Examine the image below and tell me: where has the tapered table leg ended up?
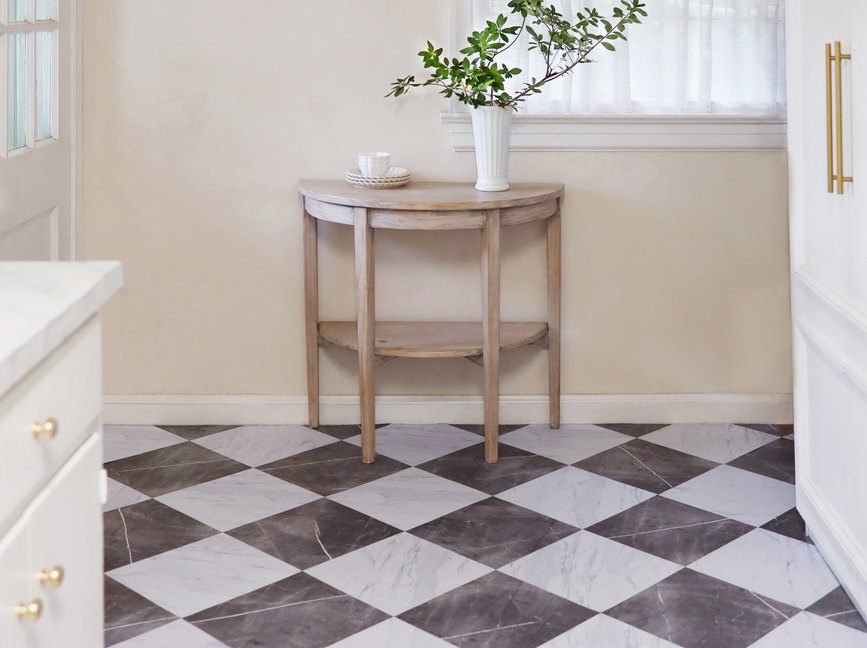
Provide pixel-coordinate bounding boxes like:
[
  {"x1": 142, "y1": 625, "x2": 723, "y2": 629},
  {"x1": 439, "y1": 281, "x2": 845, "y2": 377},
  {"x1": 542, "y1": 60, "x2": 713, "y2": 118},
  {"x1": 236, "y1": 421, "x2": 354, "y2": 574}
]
[
  {"x1": 548, "y1": 205, "x2": 561, "y2": 429},
  {"x1": 355, "y1": 207, "x2": 376, "y2": 463},
  {"x1": 303, "y1": 203, "x2": 319, "y2": 428},
  {"x1": 483, "y1": 209, "x2": 501, "y2": 463}
]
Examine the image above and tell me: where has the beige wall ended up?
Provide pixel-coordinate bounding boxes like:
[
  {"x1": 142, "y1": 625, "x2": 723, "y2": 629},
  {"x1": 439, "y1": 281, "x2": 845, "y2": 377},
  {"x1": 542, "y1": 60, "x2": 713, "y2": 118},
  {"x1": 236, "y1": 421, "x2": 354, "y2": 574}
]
[{"x1": 82, "y1": 0, "x2": 792, "y2": 398}]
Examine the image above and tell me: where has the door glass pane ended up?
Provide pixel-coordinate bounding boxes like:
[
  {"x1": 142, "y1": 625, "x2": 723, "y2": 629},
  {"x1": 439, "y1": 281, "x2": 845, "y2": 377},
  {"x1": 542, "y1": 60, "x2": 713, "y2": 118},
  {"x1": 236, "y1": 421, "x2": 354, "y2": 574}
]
[
  {"x1": 36, "y1": 31, "x2": 54, "y2": 141},
  {"x1": 7, "y1": 33, "x2": 27, "y2": 152},
  {"x1": 35, "y1": 0, "x2": 54, "y2": 21},
  {"x1": 8, "y1": 0, "x2": 26, "y2": 22}
]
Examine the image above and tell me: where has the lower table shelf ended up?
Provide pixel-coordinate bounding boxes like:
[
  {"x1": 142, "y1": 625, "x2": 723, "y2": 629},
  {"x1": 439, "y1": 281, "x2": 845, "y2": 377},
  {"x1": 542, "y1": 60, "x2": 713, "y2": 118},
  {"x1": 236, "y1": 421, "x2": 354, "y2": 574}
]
[{"x1": 318, "y1": 321, "x2": 548, "y2": 358}]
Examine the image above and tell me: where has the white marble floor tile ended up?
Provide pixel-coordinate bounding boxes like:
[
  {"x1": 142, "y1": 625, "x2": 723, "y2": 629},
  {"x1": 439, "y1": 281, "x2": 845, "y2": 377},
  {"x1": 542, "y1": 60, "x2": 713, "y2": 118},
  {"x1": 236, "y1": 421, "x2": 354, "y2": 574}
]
[
  {"x1": 496, "y1": 467, "x2": 655, "y2": 528},
  {"x1": 103, "y1": 478, "x2": 149, "y2": 512},
  {"x1": 499, "y1": 425, "x2": 632, "y2": 464},
  {"x1": 785, "y1": 433, "x2": 795, "y2": 441},
  {"x1": 500, "y1": 531, "x2": 680, "y2": 611},
  {"x1": 194, "y1": 425, "x2": 337, "y2": 466},
  {"x1": 661, "y1": 465, "x2": 795, "y2": 526},
  {"x1": 113, "y1": 620, "x2": 229, "y2": 648},
  {"x1": 155, "y1": 469, "x2": 320, "y2": 532},
  {"x1": 306, "y1": 533, "x2": 491, "y2": 616},
  {"x1": 640, "y1": 424, "x2": 777, "y2": 463},
  {"x1": 330, "y1": 618, "x2": 452, "y2": 648},
  {"x1": 345, "y1": 424, "x2": 480, "y2": 465},
  {"x1": 751, "y1": 612, "x2": 867, "y2": 648},
  {"x1": 103, "y1": 425, "x2": 185, "y2": 463},
  {"x1": 541, "y1": 615, "x2": 680, "y2": 648},
  {"x1": 107, "y1": 534, "x2": 298, "y2": 617},
  {"x1": 329, "y1": 467, "x2": 488, "y2": 530},
  {"x1": 690, "y1": 529, "x2": 839, "y2": 608}
]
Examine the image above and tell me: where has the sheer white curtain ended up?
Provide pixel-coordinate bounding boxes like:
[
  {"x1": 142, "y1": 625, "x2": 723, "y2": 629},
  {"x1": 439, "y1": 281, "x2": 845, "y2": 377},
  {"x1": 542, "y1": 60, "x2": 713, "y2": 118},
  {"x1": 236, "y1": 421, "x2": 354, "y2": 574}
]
[{"x1": 471, "y1": 0, "x2": 786, "y2": 115}]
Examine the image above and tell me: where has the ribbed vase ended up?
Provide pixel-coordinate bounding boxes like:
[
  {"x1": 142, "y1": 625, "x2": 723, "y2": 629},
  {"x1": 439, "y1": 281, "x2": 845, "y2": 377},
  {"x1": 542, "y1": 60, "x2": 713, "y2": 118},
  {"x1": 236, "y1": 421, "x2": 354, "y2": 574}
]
[{"x1": 471, "y1": 106, "x2": 512, "y2": 192}]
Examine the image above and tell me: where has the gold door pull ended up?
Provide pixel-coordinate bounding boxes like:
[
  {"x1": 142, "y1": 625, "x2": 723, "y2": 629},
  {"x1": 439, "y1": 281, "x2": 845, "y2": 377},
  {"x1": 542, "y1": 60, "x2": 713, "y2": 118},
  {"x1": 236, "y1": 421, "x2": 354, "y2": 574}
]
[
  {"x1": 827, "y1": 41, "x2": 853, "y2": 194},
  {"x1": 31, "y1": 417, "x2": 58, "y2": 440},
  {"x1": 14, "y1": 599, "x2": 43, "y2": 622},
  {"x1": 37, "y1": 566, "x2": 65, "y2": 588}
]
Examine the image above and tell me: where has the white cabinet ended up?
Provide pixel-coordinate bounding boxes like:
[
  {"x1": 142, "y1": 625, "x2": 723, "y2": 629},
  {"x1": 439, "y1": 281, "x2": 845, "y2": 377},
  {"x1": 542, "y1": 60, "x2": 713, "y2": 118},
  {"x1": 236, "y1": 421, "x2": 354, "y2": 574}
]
[{"x1": 0, "y1": 516, "x2": 33, "y2": 647}]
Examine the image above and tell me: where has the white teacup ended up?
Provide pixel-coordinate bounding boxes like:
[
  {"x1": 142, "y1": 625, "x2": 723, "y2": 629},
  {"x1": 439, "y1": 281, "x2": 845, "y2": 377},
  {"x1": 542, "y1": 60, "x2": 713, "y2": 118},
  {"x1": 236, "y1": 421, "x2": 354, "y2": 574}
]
[{"x1": 358, "y1": 152, "x2": 390, "y2": 178}]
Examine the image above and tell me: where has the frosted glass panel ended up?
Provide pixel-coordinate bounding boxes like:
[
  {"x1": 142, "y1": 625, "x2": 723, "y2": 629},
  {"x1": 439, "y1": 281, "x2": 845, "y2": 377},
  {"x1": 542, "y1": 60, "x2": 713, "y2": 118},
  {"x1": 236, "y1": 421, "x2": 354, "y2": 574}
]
[
  {"x1": 7, "y1": 34, "x2": 27, "y2": 152},
  {"x1": 36, "y1": 31, "x2": 54, "y2": 141},
  {"x1": 36, "y1": 0, "x2": 54, "y2": 20},
  {"x1": 8, "y1": 0, "x2": 26, "y2": 22}
]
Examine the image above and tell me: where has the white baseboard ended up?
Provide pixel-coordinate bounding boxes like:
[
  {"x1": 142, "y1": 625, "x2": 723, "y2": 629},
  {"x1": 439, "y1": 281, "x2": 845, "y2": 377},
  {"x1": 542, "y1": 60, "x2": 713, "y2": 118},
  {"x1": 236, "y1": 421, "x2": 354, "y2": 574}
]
[{"x1": 103, "y1": 393, "x2": 793, "y2": 426}]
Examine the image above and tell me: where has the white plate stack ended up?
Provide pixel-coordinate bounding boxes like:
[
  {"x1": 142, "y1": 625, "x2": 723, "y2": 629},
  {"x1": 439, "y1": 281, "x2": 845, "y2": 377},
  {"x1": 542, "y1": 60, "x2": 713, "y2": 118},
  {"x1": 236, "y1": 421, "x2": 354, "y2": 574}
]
[{"x1": 345, "y1": 167, "x2": 411, "y2": 189}]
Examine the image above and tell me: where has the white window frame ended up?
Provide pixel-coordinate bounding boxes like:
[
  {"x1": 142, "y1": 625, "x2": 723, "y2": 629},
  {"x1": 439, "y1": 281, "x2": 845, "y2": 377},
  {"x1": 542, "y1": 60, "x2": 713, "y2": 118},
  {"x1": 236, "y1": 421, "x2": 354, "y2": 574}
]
[{"x1": 444, "y1": 0, "x2": 787, "y2": 151}]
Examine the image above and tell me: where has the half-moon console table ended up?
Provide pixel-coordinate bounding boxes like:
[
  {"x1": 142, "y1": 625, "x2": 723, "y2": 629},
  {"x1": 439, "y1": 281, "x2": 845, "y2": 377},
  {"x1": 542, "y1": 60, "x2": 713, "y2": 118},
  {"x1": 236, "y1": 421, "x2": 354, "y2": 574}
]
[{"x1": 298, "y1": 180, "x2": 564, "y2": 464}]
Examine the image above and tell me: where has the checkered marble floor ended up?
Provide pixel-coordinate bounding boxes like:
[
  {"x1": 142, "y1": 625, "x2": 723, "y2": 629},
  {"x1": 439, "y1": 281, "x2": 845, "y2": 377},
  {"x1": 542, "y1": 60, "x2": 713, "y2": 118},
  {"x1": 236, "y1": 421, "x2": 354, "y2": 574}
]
[{"x1": 102, "y1": 422, "x2": 867, "y2": 648}]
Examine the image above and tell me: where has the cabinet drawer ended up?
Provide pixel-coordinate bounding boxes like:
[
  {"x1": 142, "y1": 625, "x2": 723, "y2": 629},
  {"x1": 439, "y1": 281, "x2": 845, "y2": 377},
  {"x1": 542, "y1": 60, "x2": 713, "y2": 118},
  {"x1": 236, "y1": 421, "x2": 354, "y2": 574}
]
[
  {"x1": 0, "y1": 318, "x2": 102, "y2": 531},
  {"x1": 0, "y1": 513, "x2": 34, "y2": 647}
]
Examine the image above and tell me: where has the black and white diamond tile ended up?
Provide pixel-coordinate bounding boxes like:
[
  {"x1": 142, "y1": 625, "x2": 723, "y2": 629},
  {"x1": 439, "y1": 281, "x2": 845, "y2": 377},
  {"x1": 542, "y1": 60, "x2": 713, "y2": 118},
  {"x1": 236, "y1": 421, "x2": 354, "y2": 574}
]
[{"x1": 102, "y1": 423, "x2": 867, "y2": 648}]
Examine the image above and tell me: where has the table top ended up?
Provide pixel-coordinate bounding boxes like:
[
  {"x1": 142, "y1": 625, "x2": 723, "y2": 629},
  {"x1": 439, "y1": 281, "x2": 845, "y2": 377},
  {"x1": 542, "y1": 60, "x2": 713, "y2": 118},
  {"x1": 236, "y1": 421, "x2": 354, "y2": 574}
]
[{"x1": 298, "y1": 180, "x2": 563, "y2": 211}]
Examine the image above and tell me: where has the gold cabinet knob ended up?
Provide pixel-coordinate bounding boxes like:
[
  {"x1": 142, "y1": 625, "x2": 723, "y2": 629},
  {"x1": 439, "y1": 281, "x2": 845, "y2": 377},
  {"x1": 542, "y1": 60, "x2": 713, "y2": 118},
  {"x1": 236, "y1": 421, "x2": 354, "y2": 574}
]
[
  {"x1": 37, "y1": 566, "x2": 64, "y2": 588},
  {"x1": 31, "y1": 418, "x2": 58, "y2": 440},
  {"x1": 14, "y1": 599, "x2": 43, "y2": 622}
]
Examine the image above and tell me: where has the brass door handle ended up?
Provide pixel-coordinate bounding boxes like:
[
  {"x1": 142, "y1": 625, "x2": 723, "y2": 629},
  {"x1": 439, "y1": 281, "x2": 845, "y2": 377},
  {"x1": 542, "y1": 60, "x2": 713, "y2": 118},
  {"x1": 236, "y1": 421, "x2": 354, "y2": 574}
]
[
  {"x1": 31, "y1": 417, "x2": 58, "y2": 440},
  {"x1": 14, "y1": 599, "x2": 43, "y2": 622},
  {"x1": 827, "y1": 41, "x2": 853, "y2": 194},
  {"x1": 37, "y1": 565, "x2": 65, "y2": 588}
]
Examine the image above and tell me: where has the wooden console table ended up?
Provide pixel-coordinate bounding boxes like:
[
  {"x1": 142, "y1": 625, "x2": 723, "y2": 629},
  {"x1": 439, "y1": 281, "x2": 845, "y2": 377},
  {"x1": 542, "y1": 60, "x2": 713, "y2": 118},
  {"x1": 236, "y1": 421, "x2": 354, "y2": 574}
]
[{"x1": 298, "y1": 180, "x2": 564, "y2": 464}]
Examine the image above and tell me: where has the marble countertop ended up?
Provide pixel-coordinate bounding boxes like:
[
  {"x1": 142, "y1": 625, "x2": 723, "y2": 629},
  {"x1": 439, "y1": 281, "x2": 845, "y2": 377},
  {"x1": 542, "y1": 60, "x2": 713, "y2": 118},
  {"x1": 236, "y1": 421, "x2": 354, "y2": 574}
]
[{"x1": 0, "y1": 261, "x2": 123, "y2": 396}]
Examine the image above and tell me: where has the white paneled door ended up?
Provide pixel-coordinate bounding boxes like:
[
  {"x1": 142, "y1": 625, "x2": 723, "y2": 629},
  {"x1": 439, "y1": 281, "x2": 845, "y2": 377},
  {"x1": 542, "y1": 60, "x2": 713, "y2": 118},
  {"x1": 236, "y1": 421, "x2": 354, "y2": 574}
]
[
  {"x1": 0, "y1": 0, "x2": 76, "y2": 260},
  {"x1": 788, "y1": 0, "x2": 867, "y2": 619}
]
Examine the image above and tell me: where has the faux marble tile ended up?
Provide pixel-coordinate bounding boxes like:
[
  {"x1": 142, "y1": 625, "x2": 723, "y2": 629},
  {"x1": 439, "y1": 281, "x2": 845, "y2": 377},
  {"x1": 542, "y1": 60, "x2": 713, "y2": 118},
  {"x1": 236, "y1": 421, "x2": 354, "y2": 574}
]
[
  {"x1": 306, "y1": 533, "x2": 492, "y2": 616},
  {"x1": 345, "y1": 423, "x2": 481, "y2": 465},
  {"x1": 661, "y1": 465, "x2": 795, "y2": 526},
  {"x1": 417, "y1": 442, "x2": 563, "y2": 495},
  {"x1": 690, "y1": 529, "x2": 839, "y2": 608},
  {"x1": 227, "y1": 498, "x2": 400, "y2": 569},
  {"x1": 728, "y1": 438, "x2": 796, "y2": 484},
  {"x1": 112, "y1": 620, "x2": 229, "y2": 648},
  {"x1": 807, "y1": 587, "x2": 867, "y2": 633},
  {"x1": 452, "y1": 423, "x2": 527, "y2": 437},
  {"x1": 329, "y1": 467, "x2": 488, "y2": 531},
  {"x1": 104, "y1": 478, "x2": 150, "y2": 513},
  {"x1": 497, "y1": 467, "x2": 655, "y2": 528},
  {"x1": 315, "y1": 424, "x2": 363, "y2": 439},
  {"x1": 641, "y1": 424, "x2": 777, "y2": 463},
  {"x1": 597, "y1": 424, "x2": 671, "y2": 438},
  {"x1": 499, "y1": 425, "x2": 632, "y2": 464},
  {"x1": 574, "y1": 439, "x2": 718, "y2": 494},
  {"x1": 258, "y1": 441, "x2": 408, "y2": 496},
  {"x1": 106, "y1": 443, "x2": 249, "y2": 498},
  {"x1": 186, "y1": 573, "x2": 388, "y2": 648},
  {"x1": 607, "y1": 569, "x2": 798, "y2": 648},
  {"x1": 500, "y1": 531, "x2": 681, "y2": 612},
  {"x1": 750, "y1": 611, "x2": 867, "y2": 648},
  {"x1": 104, "y1": 500, "x2": 218, "y2": 571},
  {"x1": 739, "y1": 423, "x2": 794, "y2": 437},
  {"x1": 588, "y1": 496, "x2": 752, "y2": 565},
  {"x1": 103, "y1": 425, "x2": 185, "y2": 463},
  {"x1": 156, "y1": 469, "x2": 319, "y2": 532},
  {"x1": 156, "y1": 425, "x2": 241, "y2": 441},
  {"x1": 104, "y1": 576, "x2": 175, "y2": 646},
  {"x1": 411, "y1": 497, "x2": 577, "y2": 568},
  {"x1": 331, "y1": 618, "x2": 451, "y2": 648},
  {"x1": 761, "y1": 507, "x2": 812, "y2": 543},
  {"x1": 399, "y1": 571, "x2": 595, "y2": 648},
  {"x1": 194, "y1": 425, "x2": 338, "y2": 467},
  {"x1": 107, "y1": 534, "x2": 298, "y2": 617},
  {"x1": 540, "y1": 615, "x2": 680, "y2": 648}
]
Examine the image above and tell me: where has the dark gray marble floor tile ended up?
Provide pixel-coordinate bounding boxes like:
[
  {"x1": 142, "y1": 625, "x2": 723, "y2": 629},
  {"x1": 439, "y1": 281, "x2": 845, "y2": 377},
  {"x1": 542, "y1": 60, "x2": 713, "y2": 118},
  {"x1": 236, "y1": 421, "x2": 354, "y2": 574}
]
[
  {"x1": 452, "y1": 424, "x2": 527, "y2": 437},
  {"x1": 587, "y1": 497, "x2": 752, "y2": 565},
  {"x1": 597, "y1": 424, "x2": 670, "y2": 437},
  {"x1": 728, "y1": 438, "x2": 795, "y2": 484},
  {"x1": 399, "y1": 571, "x2": 595, "y2": 647},
  {"x1": 227, "y1": 498, "x2": 400, "y2": 569},
  {"x1": 104, "y1": 575, "x2": 176, "y2": 646},
  {"x1": 156, "y1": 425, "x2": 241, "y2": 440},
  {"x1": 574, "y1": 439, "x2": 718, "y2": 494},
  {"x1": 607, "y1": 569, "x2": 798, "y2": 648},
  {"x1": 761, "y1": 508, "x2": 812, "y2": 544},
  {"x1": 807, "y1": 586, "x2": 867, "y2": 633},
  {"x1": 417, "y1": 443, "x2": 562, "y2": 495},
  {"x1": 106, "y1": 442, "x2": 249, "y2": 497},
  {"x1": 104, "y1": 500, "x2": 218, "y2": 571},
  {"x1": 314, "y1": 423, "x2": 388, "y2": 439},
  {"x1": 186, "y1": 573, "x2": 387, "y2": 648},
  {"x1": 258, "y1": 441, "x2": 408, "y2": 496},
  {"x1": 411, "y1": 498, "x2": 577, "y2": 568},
  {"x1": 738, "y1": 424, "x2": 794, "y2": 436}
]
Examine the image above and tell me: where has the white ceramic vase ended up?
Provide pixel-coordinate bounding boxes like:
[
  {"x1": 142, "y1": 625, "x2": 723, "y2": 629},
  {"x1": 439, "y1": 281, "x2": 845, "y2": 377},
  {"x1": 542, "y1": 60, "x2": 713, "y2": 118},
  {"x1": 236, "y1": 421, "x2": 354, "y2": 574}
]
[{"x1": 471, "y1": 106, "x2": 512, "y2": 192}]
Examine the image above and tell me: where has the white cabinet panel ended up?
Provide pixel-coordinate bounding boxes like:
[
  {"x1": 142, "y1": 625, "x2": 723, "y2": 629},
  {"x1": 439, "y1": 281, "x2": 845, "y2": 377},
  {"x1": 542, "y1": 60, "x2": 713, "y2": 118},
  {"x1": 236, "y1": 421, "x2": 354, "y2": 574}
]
[{"x1": 0, "y1": 515, "x2": 36, "y2": 647}]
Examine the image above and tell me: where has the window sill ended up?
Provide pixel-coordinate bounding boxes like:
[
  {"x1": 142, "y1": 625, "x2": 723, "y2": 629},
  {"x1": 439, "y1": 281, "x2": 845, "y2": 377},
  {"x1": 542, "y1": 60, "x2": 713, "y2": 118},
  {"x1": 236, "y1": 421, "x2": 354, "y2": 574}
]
[{"x1": 442, "y1": 112, "x2": 787, "y2": 152}]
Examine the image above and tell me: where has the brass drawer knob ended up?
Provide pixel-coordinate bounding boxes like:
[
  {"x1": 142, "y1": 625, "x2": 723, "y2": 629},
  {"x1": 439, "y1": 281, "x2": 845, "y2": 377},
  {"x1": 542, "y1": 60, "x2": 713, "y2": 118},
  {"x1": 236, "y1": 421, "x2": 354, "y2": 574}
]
[
  {"x1": 14, "y1": 599, "x2": 43, "y2": 622},
  {"x1": 37, "y1": 566, "x2": 64, "y2": 588},
  {"x1": 31, "y1": 418, "x2": 58, "y2": 440}
]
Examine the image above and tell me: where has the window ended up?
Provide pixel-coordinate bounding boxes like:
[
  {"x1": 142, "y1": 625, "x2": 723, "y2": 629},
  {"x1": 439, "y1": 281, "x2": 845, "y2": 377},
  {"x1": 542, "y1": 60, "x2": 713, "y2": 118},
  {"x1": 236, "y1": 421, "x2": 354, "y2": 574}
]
[{"x1": 445, "y1": 0, "x2": 787, "y2": 150}]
